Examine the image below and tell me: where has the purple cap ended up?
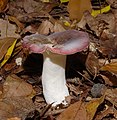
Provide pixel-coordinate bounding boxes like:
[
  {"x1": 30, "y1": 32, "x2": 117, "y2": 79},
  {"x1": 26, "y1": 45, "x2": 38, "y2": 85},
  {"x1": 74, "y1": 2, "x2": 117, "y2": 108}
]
[{"x1": 22, "y1": 30, "x2": 89, "y2": 55}]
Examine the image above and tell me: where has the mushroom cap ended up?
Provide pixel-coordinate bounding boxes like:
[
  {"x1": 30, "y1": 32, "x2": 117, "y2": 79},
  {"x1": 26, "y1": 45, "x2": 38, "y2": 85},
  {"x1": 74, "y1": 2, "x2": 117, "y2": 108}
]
[{"x1": 22, "y1": 30, "x2": 89, "y2": 55}]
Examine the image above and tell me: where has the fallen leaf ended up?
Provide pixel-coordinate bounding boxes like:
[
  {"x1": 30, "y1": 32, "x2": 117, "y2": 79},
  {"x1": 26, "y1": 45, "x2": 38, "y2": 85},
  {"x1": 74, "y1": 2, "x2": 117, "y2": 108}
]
[
  {"x1": 100, "y1": 74, "x2": 116, "y2": 86},
  {"x1": 3, "y1": 74, "x2": 35, "y2": 98},
  {"x1": 8, "y1": 16, "x2": 24, "y2": 32},
  {"x1": 12, "y1": 41, "x2": 23, "y2": 57},
  {"x1": 0, "y1": 0, "x2": 8, "y2": 12},
  {"x1": 100, "y1": 62, "x2": 117, "y2": 74},
  {"x1": 85, "y1": 95, "x2": 105, "y2": 120},
  {"x1": 37, "y1": 20, "x2": 54, "y2": 35},
  {"x1": 60, "y1": 0, "x2": 69, "y2": 3},
  {"x1": 7, "y1": 117, "x2": 21, "y2": 120},
  {"x1": 54, "y1": 21, "x2": 66, "y2": 32},
  {"x1": 0, "y1": 39, "x2": 17, "y2": 67},
  {"x1": 105, "y1": 89, "x2": 117, "y2": 107},
  {"x1": 0, "y1": 37, "x2": 16, "y2": 61},
  {"x1": 0, "y1": 97, "x2": 35, "y2": 120},
  {"x1": 86, "y1": 52, "x2": 100, "y2": 76},
  {"x1": 91, "y1": 5, "x2": 111, "y2": 17},
  {"x1": 100, "y1": 62, "x2": 117, "y2": 85},
  {"x1": 23, "y1": 0, "x2": 40, "y2": 13},
  {"x1": 95, "y1": 106, "x2": 117, "y2": 120},
  {"x1": 57, "y1": 100, "x2": 87, "y2": 120},
  {"x1": 67, "y1": 0, "x2": 92, "y2": 21},
  {"x1": 3, "y1": 63, "x2": 16, "y2": 71},
  {"x1": 41, "y1": 0, "x2": 49, "y2": 2},
  {"x1": 0, "y1": 19, "x2": 20, "y2": 38}
]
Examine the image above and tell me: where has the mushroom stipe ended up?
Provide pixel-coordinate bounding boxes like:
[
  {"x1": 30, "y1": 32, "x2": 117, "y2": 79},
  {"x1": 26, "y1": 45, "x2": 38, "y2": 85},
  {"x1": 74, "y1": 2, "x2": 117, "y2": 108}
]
[{"x1": 22, "y1": 30, "x2": 89, "y2": 106}]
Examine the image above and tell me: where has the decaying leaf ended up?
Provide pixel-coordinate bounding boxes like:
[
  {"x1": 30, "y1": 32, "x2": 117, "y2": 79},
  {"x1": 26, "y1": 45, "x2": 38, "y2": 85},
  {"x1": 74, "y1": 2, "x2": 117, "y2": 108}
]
[
  {"x1": 8, "y1": 0, "x2": 52, "y2": 23},
  {"x1": 100, "y1": 74, "x2": 115, "y2": 86},
  {"x1": 0, "y1": 37, "x2": 16, "y2": 61},
  {"x1": 91, "y1": 5, "x2": 110, "y2": 17},
  {"x1": 37, "y1": 20, "x2": 66, "y2": 35},
  {"x1": 86, "y1": 52, "x2": 100, "y2": 76},
  {"x1": 0, "y1": 19, "x2": 20, "y2": 38},
  {"x1": 57, "y1": 95, "x2": 105, "y2": 120},
  {"x1": 0, "y1": 0, "x2": 8, "y2": 12},
  {"x1": 37, "y1": 20, "x2": 54, "y2": 35},
  {"x1": 100, "y1": 62, "x2": 117, "y2": 74},
  {"x1": 3, "y1": 74, "x2": 35, "y2": 98},
  {"x1": 54, "y1": 21, "x2": 66, "y2": 32},
  {"x1": 0, "y1": 39, "x2": 17, "y2": 67},
  {"x1": 0, "y1": 97, "x2": 35, "y2": 120},
  {"x1": 95, "y1": 106, "x2": 117, "y2": 120},
  {"x1": 0, "y1": 73, "x2": 36, "y2": 120},
  {"x1": 60, "y1": 0, "x2": 69, "y2": 3},
  {"x1": 100, "y1": 62, "x2": 117, "y2": 85},
  {"x1": 8, "y1": 16, "x2": 24, "y2": 32},
  {"x1": 67, "y1": 0, "x2": 92, "y2": 21},
  {"x1": 57, "y1": 100, "x2": 87, "y2": 120},
  {"x1": 41, "y1": 0, "x2": 49, "y2": 2},
  {"x1": 85, "y1": 95, "x2": 105, "y2": 120},
  {"x1": 105, "y1": 89, "x2": 117, "y2": 107},
  {"x1": 7, "y1": 117, "x2": 21, "y2": 120}
]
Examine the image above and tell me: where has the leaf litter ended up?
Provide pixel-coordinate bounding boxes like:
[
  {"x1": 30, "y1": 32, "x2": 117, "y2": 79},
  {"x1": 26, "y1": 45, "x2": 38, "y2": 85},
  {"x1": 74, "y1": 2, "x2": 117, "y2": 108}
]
[{"x1": 0, "y1": 0, "x2": 117, "y2": 120}]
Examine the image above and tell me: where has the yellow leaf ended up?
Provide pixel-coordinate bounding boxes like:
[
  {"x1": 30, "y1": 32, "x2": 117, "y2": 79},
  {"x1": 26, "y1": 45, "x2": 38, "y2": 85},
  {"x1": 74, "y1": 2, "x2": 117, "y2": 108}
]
[
  {"x1": 85, "y1": 96, "x2": 105, "y2": 120},
  {"x1": 91, "y1": 5, "x2": 110, "y2": 17},
  {"x1": 64, "y1": 21, "x2": 71, "y2": 27},
  {"x1": 67, "y1": 0, "x2": 92, "y2": 21},
  {"x1": 41, "y1": 0, "x2": 49, "y2": 2},
  {"x1": 100, "y1": 62, "x2": 117, "y2": 74},
  {"x1": 60, "y1": 0, "x2": 69, "y2": 3},
  {"x1": 0, "y1": 39, "x2": 17, "y2": 67},
  {"x1": 0, "y1": 37, "x2": 16, "y2": 61}
]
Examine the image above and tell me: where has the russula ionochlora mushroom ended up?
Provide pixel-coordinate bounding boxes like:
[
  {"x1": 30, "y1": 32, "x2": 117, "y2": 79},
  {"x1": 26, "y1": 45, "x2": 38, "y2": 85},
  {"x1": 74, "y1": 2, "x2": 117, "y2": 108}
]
[{"x1": 23, "y1": 30, "x2": 89, "y2": 106}]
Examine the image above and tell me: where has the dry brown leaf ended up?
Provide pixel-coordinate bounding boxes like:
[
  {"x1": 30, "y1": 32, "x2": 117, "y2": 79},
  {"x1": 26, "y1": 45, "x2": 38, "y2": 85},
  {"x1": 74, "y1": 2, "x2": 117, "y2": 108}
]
[
  {"x1": 0, "y1": 97, "x2": 35, "y2": 120},
  {"x1": 7, "y1": 117, "x2": 21, "y2": 120},
  {"x1": 41, "y1": 0, "x2": 49, "y2": 2},
  {"x1": 67, "y1": 0, "x2": 92, "y2": 21},
  {"x1": 0, "y1": 19, "x2": 20, "y2": 38},
  {"x1": 38, "y1": 20, "x2": 54, "y2": 35},
  {"x1": 0, "y1": 37, "x2": 16, "y2": 61},
  {"x1": 0, "y1": 0, "x2": 8, "y2": 12},
  {"x1": 86, "y1": 52, "x2": 100, "y2": 76},
  {"x1": 3, "y1": 74, "x2": 35, "y2": 98},
  {"x1": 100, "y1": 62, "x2": 117, "y2": 74},
  {"x1": 8, "y1": 16, "x2": 24, "y2": 31},
  {"x1": 85, "y1": 95, "x2": 105, "y2": 120},
  {"x1": 3, "y1": 63, "x2": 16, "y2": 71},
  {"x1": 38, "y1": 20, "x2": 66, "y2": 35},
  {"x1": 23, "y1": 0, "x2": 39, "y2": 13},
  {"x1": 105, "y1": 89, "x2": 117, "y2": 107},
  {"x1": 57, "y1": 100, "x2": 87, "y2": 120},
  {"x1": 100, "y1": 62, "x2": 117, "y2": 85},
  {"x1": 54, "y1": 22, "x2": 66, "y2": 32},
  {"x1": 100, "y1": 74, "x2": 115, "y2": 86},
  {"x1": 95, "y1": 106, "x2": 117, "y2": 120}
]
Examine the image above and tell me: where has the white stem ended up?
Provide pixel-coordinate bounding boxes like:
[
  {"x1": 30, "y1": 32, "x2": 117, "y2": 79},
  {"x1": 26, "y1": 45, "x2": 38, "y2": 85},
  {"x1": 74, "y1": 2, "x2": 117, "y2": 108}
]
[{"x1": 42, "y1": 52, "x2": 69, "y2": 106}]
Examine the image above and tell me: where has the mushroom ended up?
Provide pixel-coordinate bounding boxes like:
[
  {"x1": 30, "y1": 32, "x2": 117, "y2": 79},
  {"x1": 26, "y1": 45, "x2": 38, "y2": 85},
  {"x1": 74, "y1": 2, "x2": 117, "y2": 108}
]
[{"x1": 22, "y1": 30, "x2": 89, "y2": 106}]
